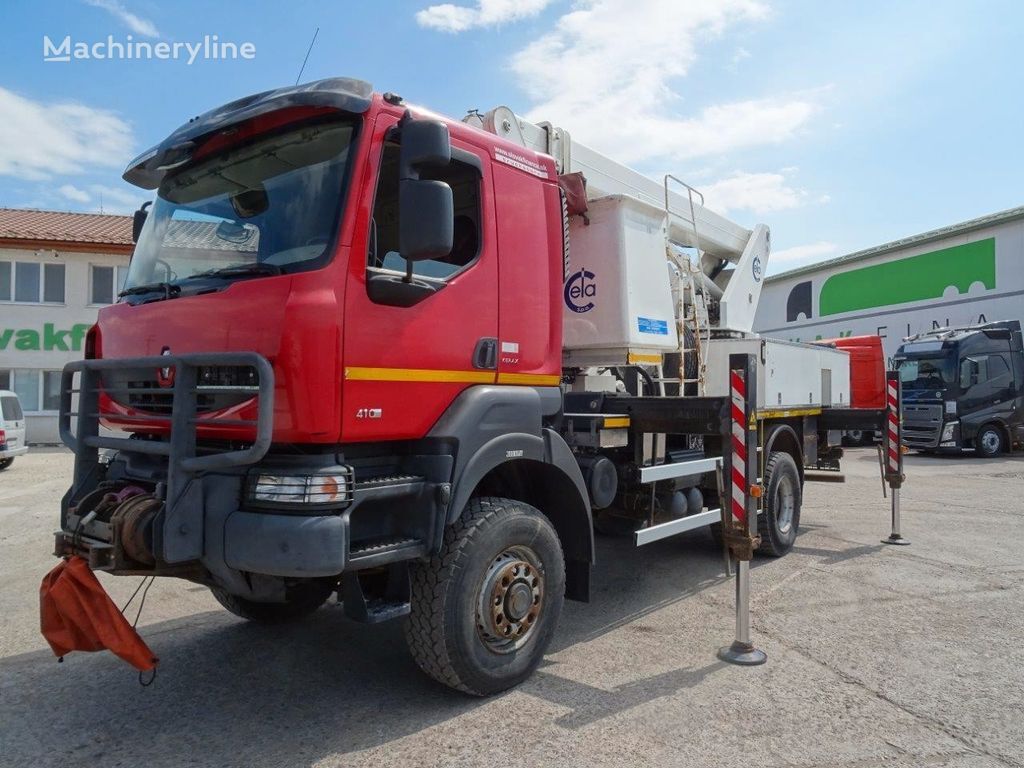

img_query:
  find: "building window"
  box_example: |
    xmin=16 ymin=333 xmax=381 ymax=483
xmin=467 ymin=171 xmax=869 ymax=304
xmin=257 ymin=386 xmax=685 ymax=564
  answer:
xmin=0 ymin=369 xmax=64 ymax=413
xmin=42 ymin=370 xmax=63 ymax=411
xmin=0 ymin=261 xmax=65 ymax=303
xmin=44 ymin=264 xmax=66 ymax=303
xmin=12 ymin=370 xmax=40 ymax=412
xmin=91 ymin=264 xmax=130 ymax=305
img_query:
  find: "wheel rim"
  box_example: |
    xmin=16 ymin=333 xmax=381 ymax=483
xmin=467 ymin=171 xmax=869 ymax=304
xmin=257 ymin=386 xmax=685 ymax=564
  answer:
xmin=476 ymin=546 xmax=544 ymax=654
xmin=775 ymin=475 xmax=796 ymax=534
xmin=981 ymin=430 xmax=1000 ymax=453
xmin=849 ymin=430 xmax=862 ymax=442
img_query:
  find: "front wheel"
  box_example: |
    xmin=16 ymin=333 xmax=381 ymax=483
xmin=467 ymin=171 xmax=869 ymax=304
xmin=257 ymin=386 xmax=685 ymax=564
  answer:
xmin=976 ymin=424 xmax=1005 ymax=458
xmin=405 ymin=497 xmax=565 ymax=696
xmin=756 ymin=451 xmax=802 ymax=556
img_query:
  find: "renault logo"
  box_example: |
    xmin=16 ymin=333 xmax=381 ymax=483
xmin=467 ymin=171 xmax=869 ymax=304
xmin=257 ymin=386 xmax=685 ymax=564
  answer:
xmin=157 ymin=347 xmax=175 ymax=388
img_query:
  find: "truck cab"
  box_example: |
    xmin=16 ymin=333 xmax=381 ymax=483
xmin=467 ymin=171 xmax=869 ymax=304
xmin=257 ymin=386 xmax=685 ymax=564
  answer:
xmin=895 ymin=320 xmax=1023 ymax=456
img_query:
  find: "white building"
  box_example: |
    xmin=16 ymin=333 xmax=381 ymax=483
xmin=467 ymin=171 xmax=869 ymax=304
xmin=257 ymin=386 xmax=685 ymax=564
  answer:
xmin=755 ymin=206 xmax=1024 ymax=361
xmin=0 ymin=208 xmax=132 ymax=444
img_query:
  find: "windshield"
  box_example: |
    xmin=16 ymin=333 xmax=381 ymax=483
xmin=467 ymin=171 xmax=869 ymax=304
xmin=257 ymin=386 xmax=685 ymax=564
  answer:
xmin=895 ymin=355 xmax=957 ymax=389
xmin=125 ymin=117 xmax=357 ymax=294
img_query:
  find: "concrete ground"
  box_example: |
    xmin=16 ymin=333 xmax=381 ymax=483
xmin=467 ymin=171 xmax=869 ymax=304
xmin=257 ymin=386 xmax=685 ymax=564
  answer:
xmin=1 ymin=447 xmax=1021 ymax=768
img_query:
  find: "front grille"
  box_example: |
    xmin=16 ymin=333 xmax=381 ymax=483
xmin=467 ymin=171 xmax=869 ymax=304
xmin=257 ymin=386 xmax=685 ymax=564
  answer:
xmin=902 ymin=403 xmax=943 ymax=447
xmin=102 ymin=365 xmax=260 ymax=416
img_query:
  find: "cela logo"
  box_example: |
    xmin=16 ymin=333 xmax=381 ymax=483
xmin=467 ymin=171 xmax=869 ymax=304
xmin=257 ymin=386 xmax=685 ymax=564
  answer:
xmin=564 ymin=268 xmax=596 ymax=313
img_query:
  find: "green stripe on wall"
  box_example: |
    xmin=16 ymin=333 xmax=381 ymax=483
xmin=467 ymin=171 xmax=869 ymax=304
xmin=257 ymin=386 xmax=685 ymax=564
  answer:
xmin=819 ymin=238 xmax=996 ymax=316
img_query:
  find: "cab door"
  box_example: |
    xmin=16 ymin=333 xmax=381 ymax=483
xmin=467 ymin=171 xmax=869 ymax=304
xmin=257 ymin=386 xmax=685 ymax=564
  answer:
xmin=342 ymin=115 xmax=497 ymax=442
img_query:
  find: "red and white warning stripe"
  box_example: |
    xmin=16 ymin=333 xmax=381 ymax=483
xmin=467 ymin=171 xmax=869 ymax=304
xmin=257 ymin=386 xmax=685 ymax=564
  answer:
xmin=730 ymin=370 xmax=748 ymax=525
xmin=887 ymin=379 xmax=900 ymax=474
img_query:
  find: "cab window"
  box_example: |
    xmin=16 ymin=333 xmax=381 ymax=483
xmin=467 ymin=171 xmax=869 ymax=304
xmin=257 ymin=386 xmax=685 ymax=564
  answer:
xmin=367 ymin=142 xmax=481 ymax=288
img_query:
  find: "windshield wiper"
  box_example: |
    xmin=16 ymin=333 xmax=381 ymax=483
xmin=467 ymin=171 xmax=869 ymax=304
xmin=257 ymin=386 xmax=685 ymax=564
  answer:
xmin=184 ymin=263 xmax=283 ymax=281
xmin=118 ymin=282 xmax=181 ymax=299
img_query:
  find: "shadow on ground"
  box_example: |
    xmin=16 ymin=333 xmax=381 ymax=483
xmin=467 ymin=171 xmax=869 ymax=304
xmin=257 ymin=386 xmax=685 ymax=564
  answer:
xmin=0 ymin=527 xmax=777 ymax=767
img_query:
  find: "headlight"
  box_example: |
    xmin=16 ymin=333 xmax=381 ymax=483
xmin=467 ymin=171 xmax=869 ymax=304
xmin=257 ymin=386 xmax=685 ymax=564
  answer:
xmin=248 ymin=468 xmax=353 ymax=508
xmin=940 ymin=421 xmax=958 ymax=442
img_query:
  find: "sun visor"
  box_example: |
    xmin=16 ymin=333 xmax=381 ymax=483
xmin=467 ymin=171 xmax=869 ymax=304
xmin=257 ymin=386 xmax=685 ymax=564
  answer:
xmin=123 ymin=77 xmax=373 ymax=189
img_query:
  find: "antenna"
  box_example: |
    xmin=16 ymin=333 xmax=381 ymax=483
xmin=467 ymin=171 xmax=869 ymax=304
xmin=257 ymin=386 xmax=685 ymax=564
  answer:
xmin=295 ymin=27 xmax=319 ymax=85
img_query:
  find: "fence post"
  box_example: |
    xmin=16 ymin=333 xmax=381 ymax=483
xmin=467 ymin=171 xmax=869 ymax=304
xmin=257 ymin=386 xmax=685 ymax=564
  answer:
xmin=882 ymin=370 xmax=910 ymax=546
xmin=718 ymin=353 xmax=767 ymax=666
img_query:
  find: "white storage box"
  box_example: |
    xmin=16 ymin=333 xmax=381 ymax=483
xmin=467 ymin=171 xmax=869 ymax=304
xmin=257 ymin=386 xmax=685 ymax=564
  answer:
xmin=704 ymin=336 xmax=850 ymax=410
xmin=563 ymin=195 xmax=679 ymax=366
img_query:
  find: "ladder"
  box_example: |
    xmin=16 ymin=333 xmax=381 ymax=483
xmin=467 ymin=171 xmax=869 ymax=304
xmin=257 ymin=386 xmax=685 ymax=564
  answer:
xmin=662 ymin=175 xmax=710 ymax=396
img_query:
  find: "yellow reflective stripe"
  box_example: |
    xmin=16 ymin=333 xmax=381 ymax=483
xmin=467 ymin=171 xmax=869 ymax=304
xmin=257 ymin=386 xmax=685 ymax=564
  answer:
xmin=627 ymin=352 xmax=663 ymax=364
xmin=345 ymin=367 xmax=560 ymax=386
xmin=496 ymin=372 xmax=561 ymax=386
xmin=345 ymin=367 xmax=494 ymax=383
xmin=602 ymin=416 xmax=631 ymax=429
xmin=757 ymin=407 xmax=823 ymax=420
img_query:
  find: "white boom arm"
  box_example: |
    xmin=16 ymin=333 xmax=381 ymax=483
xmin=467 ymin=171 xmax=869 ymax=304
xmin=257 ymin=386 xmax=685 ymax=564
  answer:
xmin=466 ymin=106 xmax=771 ymax=333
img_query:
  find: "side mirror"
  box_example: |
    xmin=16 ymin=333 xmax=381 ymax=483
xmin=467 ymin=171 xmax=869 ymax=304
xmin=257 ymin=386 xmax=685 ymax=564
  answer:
xmin=132 ymin=201 xmax=152 ymax=244
xmin=398 ymin=119 xmax=453 ymax=261
xmin=399 ymin=119 xmax=451 ymax=179
xmin=399 ymin=180 xmax=453 ymax=259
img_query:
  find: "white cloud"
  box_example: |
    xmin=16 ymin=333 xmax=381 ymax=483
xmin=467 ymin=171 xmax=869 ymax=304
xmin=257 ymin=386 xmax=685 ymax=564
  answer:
xmin=0 ymin=87 xmax=134 ymax=181
xmin=417 ymin=0 xmax=554 ymax=32
xmin=504 ymin=0 xmax=820 ymax=165
xmin=731 ymin=46 xmax=751 ymax=65
xmin=58 ymin=184 xmax=92 ymax=203
xmin=771 ymin=240 xmax=838 ymax=267
xmin=84 ymin=0 xmax=159 ymax=37
xmin=702 ymin=170 xmax=810 ymax=215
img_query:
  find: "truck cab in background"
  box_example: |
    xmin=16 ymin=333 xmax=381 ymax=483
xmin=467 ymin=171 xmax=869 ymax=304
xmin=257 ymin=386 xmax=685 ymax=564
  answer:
xmin=895 ymin=320 xmax=1024 ymax=456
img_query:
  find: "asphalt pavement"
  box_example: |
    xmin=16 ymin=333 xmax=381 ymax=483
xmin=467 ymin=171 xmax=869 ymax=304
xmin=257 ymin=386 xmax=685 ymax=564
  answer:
xmin=1 ymin=447 xmax=1021 ymax=768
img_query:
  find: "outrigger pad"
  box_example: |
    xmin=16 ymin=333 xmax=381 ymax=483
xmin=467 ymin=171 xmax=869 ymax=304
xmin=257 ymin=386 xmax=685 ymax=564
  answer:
xmin=40 ymin=556 xmax=158 ymax=672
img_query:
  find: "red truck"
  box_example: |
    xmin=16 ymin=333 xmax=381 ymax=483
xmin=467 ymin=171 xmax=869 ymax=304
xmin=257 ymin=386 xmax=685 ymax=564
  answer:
xmin=54 ymin=78 xmax=887 ymax=694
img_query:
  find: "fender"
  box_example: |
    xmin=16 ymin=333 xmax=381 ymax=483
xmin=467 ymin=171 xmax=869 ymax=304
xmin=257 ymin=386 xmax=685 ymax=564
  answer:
xmin=429 ymin=385 xmax=589 ymax=523
xmin=428 ymin=385 xmax=594 ymax=600
xmin=764 ymin=422 xmax=804 ymax=474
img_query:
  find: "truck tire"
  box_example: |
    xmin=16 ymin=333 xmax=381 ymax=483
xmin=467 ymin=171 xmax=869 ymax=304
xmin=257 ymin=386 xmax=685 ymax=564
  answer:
xmin=405 ymin=497 xmax=565 ymax=696
xmin=976 ymin=424 xmax=1005 ymax=458
xmin=210 ymin=580 xmax=334 ymax=624
xmin=0 ymin=458 xmax=12 ymax=471
xmin=756 ymin=451 xmax=801 ymax=556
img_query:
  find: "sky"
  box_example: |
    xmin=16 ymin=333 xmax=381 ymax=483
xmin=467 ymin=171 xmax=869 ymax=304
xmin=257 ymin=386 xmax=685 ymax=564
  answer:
xmin=1 ymin=0 xmax=1022 ymax=274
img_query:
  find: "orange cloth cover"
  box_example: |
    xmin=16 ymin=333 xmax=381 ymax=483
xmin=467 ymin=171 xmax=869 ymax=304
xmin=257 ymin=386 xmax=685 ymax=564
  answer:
xmin=40 ymin=556 xmax=158 ymax=672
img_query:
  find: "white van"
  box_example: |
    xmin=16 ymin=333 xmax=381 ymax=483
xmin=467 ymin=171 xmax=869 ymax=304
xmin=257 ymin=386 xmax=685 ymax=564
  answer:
xmin=0 ymin=390 xmax=29 ymax=470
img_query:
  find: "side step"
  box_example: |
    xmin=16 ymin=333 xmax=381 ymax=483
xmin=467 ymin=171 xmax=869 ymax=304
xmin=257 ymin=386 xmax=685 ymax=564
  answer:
xmin=804 ymin=471 xmax=846 ymax=483
xmin=634 ymin=508 xmax=722 ymax=546
xmin=341 ymin=568 xmax=411 ymax=624
xmin=354 ymin=474 xmax=425 ymax=499
xmin=349 ymin=536 xmax=427 ymax=569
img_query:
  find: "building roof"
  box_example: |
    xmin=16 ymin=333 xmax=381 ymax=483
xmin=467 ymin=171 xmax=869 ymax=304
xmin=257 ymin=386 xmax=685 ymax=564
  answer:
xmin=767 ymin=205 xmax=1024 ymax=282
xmin=0 ymin=208 xmax=133 ymax=250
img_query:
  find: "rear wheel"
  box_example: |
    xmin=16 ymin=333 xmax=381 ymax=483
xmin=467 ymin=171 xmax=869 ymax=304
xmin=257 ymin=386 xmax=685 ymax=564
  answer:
xmin=210 ymin=580 xmax=334 ymax=624
xmin=756 ymin=451 xmax=801 ymax=556
xmin=976 ymin=424 xmax=1004 ymax=458
xmin=0 ymin=458 xmax=13 ymax=471
xmin=405 ymin=497 xmax=565 ymax=696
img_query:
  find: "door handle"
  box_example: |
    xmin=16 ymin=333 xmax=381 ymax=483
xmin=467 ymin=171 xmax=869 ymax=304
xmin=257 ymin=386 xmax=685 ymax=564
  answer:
xmin=472 ymin=337 xmax=498 ymax=370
